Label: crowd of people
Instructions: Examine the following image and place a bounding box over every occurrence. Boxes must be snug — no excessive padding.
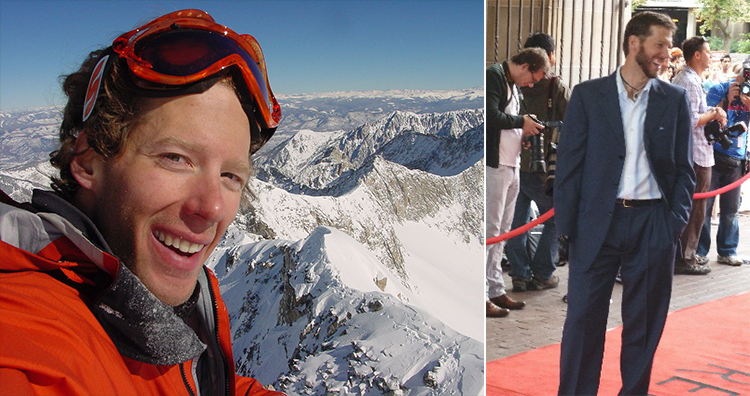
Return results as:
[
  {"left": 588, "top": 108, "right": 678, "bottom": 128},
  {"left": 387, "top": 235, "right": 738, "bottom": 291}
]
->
[{"left": 486, "top": 11, "right": 749, "bottom": 396}]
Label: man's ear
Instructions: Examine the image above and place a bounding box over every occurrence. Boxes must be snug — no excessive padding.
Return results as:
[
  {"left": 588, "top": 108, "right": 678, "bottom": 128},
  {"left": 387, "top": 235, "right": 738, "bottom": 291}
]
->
[
  {"left": 69, "top": 132, "right": 102, "bottom": 192},
  {"left": 628, "top": 35, "right": 640, "bottom": 54}
]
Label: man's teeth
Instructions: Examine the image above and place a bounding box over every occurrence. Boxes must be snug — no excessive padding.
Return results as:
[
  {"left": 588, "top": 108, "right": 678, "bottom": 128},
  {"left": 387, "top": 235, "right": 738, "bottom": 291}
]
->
[{"left": 154, "top": 231, "right": 204, "bottom": 254}]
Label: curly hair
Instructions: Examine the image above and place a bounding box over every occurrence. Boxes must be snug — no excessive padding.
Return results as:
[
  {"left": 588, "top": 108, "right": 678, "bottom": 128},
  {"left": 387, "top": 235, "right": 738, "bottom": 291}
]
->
[
  {"left": 50, "top": 49, "right": 256, "bottom": 206},
  {"left": 51, "top": 49, "right": 148, "bottom": 200}
]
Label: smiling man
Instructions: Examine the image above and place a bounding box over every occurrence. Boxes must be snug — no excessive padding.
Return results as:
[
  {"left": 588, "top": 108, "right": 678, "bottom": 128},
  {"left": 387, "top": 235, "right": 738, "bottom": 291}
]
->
[
  {"left": 554, "top": 12, "right": 696, "bottom": 395},
  {"left": 0, "top": 9, "right": 283, "bottom": 396}
]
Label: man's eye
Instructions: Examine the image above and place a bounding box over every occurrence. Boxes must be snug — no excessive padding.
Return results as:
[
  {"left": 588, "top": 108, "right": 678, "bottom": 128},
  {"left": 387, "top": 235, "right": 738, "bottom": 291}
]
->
[
  {"left": 163, "top": 153, "right": 185, "bottom": 163},
  {"left": 222, "top": 172, "right": 244, "bottom": 183}
]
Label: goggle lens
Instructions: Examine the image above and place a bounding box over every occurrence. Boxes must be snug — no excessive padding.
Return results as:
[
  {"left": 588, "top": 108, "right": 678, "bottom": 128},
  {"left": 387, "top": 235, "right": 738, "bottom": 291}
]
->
[{"left": 130, "top": 29, "right": 273, "bottom": 111}]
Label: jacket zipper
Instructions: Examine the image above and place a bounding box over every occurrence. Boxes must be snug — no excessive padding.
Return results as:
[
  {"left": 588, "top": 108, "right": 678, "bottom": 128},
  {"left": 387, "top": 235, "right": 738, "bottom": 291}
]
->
[
  {"left": 180, "top": 361, "right": 197, "bottom": 396},
  {"left": 205, "top": 267, "right": 231, "bottom": 396}
]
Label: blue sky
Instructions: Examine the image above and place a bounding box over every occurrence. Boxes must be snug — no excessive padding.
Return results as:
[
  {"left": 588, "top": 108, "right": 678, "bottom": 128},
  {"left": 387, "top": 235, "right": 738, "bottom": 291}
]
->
[{"left": 0, "top": 0, "right": 484, "bottom": 111}]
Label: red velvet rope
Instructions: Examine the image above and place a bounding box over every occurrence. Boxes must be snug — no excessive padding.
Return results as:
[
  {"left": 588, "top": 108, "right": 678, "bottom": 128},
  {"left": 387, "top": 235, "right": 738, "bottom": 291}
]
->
[{"left": 485, "top": 171, "right": 750, "bottom": 245}]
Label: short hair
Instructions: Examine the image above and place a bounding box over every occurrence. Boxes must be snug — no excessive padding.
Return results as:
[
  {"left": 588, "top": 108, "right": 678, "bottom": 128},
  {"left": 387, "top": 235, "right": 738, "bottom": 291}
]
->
[
  {"left": 524, "top": 32, "right": 555, "bottom": 56},
  {"left": 510, "top": 47, "right": 550, "bottom": 74},
  {"left": 623, "top": 11, "right": 677, "bottom": 56},
  {"left": 721, "top": 54, "right": 732, "bottom": 62},
  {"left": 681, "top": 36, "right": 709, "bottom": 62}
]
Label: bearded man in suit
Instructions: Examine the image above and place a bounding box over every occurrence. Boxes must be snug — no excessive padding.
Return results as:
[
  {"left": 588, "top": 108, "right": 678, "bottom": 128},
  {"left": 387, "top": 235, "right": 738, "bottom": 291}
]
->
[{"left": 554, "top": 11, "right": 696, "bottom": 396}]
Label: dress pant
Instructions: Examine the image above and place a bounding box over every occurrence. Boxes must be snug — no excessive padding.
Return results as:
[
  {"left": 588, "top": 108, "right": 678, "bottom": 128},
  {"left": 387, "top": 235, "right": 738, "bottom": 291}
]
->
[
  {"left": 558, "top": 202, "right": 675, "bottom": 396},
  {"left": 676, "top": 164, "right": 711, "bottom": 266},
  {"left": 486, "top": 165, "right": 519, "bottom": 299}
]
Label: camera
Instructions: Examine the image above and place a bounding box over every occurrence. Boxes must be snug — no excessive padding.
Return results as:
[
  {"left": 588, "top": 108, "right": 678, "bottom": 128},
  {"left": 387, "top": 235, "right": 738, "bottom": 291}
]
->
[
  {"left": 741, "top": 63, "right": 750, "bottom": 96},
  {"left": 704, "top": 120, "right": 747, "bottom": 150},
  {"left": 526, "top": 117, "right": 563, "bottom": 174}
]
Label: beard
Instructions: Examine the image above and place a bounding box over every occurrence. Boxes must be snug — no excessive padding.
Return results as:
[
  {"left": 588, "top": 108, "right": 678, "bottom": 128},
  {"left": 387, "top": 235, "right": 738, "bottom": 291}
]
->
[{"left": 635, "top": 45, "right": 659, "bottom": 79}]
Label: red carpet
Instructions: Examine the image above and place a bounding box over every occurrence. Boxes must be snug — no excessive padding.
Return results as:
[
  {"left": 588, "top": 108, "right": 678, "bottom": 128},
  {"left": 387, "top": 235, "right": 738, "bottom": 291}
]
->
[{"left": 486, "top": 292, "right": 750, "bottom": 395}]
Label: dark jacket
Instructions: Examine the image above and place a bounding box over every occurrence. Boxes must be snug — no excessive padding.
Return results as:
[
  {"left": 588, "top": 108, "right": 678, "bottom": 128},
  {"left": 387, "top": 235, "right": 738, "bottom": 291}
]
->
[
  {"left": 518, "top": 75, "right": 571, "bottom": 173},
  {"left": 487, "top": 62, "right": 525, "bottom": 168},
  {"left": 0, "top": 189, "right": 283, "bottom": 396},
  {"left": 553, "top": 73, "right": 696, "bottom": 271}
]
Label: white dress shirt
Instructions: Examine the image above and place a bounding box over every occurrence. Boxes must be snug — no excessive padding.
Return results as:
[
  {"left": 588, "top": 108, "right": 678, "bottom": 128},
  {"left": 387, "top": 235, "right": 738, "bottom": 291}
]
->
[{"left": 616, "top": 67, "right": 662, "bottom": 200}]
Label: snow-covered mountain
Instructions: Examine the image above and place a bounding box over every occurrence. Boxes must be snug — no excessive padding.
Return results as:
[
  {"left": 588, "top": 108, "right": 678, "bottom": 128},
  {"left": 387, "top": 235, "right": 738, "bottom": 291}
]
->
[
  {"left": 0, "top": 107, "right": 62, "bottom": 170},
  {"left": 1, "top": 88, "right": 485, "bottom": 395}
]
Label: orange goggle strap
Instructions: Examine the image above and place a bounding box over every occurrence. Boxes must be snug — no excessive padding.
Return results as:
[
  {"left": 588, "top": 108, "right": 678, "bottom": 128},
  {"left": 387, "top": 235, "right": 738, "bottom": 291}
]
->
[{"left": 82, "top": 47, "right": 115, "bottom": 123}]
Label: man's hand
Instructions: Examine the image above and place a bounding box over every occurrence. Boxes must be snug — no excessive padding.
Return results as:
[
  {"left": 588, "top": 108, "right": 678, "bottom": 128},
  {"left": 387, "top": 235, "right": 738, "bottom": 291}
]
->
[
  {"left": 738, "top": 93, "right": 750, "bottom": 110},
  {"left": 712, "top": 106, "right": 728, "bottom": 127},
  {"left": 522, "top": 114, "right": 545, "bottom": 138},
  {"left": 727, "top": 82, "right": 750, "bottom": 111}
]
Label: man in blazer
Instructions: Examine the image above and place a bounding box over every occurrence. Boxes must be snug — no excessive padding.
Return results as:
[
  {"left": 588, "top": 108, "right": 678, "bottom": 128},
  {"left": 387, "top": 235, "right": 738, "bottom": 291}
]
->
[{"left": 553, "top": 11, "right": 696, "bottom": 395}]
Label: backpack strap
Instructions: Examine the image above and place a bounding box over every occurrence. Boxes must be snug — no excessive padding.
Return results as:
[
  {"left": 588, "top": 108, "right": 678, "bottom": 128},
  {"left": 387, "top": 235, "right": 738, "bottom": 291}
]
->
[{"left": 546, "top": 75, "right": 559, "bottom": 120}]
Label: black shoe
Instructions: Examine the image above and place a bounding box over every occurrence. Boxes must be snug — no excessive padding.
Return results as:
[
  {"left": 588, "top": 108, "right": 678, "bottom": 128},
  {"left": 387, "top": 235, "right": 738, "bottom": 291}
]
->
[
  {"left": 674, "top": 263, "right": 711, "bottom": 275},
  {"left": 529, "top": 275, "right": 559, "bottom": 290},
  {"left": 512, "top": 277, "right": 531, "bottom": 292}
]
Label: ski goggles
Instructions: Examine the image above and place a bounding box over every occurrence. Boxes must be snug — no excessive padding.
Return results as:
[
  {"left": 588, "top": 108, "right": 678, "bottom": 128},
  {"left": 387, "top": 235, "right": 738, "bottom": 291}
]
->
[{"left": 83, "top": 9, "right": 281, "bottom": 148}]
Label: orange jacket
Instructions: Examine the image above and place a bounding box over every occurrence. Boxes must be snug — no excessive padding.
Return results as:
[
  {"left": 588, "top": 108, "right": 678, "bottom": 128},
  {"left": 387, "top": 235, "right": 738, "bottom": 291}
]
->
[{"left": 0, "top": 190, "right": 283, "bottom": 396}]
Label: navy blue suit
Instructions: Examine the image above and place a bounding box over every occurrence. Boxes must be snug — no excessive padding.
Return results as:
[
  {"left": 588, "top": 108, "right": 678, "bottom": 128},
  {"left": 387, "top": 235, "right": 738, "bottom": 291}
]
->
[{"left": 553, "top": 72, "right": 696, "bottom": 395}]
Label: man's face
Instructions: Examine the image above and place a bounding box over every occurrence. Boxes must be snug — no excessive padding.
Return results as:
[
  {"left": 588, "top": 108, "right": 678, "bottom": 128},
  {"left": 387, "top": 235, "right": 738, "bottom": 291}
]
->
[
  {"left": 634, "top": 26, "right": 672, "bottom": 78},
  {"left": 514, "top": 64, "right": 545, "bottom": 88},
  {"left": 89, "top": 82, "right": 251, "bottom": 306},
  {"left": 721, "top": 57, "right": 731, "bottom": 72},
  {"left": 696, "top": 42, "right": 713, "bottom": 73}
]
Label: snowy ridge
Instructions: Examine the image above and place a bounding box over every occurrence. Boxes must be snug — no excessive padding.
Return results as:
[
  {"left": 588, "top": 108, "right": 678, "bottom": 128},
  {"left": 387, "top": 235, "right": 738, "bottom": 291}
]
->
[
  {"left": 208, "top": 226, "right": 483, "bottom": 395},
  {"left": 0, "top": 88, "right": 486, "bottom": 396},
  {"left": 269, "top": 87, "right": 483, "bottom": 141},
  {"left": 255, "top": 109, "right": 483, "bottom": 195},
  {"left": 0, "top": 161, "right": 57, "bottom": 202},
  {"left": 0, "top": 107, "right": 62, "bottom": 169}
]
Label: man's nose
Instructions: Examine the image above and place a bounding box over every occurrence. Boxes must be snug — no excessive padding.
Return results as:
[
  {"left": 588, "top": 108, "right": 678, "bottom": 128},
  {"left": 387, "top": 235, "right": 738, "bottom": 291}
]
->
[{"left": 183, "top": 175, "right": 225, "bottom": 225}]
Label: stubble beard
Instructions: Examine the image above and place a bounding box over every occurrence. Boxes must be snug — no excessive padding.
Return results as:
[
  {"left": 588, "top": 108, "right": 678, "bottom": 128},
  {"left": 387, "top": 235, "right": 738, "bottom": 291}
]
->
[{"left": 635, "top": 46, "right": 659, "bottom": 79}]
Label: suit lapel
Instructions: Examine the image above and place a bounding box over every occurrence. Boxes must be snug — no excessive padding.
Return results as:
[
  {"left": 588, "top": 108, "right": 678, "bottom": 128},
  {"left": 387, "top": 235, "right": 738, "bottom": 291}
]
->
[
  {"left": 644, "top": 80, "right": 669, "bottom": 153},
  {"left": 598, "top": 73, "right": 625, "bottom": 148}
]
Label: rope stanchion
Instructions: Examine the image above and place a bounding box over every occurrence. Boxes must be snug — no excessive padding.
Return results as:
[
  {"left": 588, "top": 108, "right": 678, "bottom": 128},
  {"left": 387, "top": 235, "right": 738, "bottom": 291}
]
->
[
  {"left": 485, "top": 170, "right": 750, "bottom": 245},
  {"left": 486, "top": 208, "right": 554, "bottom": 246},
  {"left": 693, "top": 169, "right": 750, "bottom": 199}
]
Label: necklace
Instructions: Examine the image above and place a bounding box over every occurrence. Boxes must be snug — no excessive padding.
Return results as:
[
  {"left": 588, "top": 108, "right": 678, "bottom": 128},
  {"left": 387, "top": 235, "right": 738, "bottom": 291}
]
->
[{"left": 620, "top": 69, "right": 647, "bottom": 95}]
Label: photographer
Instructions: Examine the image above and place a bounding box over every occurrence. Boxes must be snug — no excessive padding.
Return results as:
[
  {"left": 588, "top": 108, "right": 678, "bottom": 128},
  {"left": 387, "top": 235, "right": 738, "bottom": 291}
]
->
[
  {"left": 671, "top": 36, "right": 728, "bottom": 275},
  {"left": 506, "top": 33, "right": 570, "bottom": 293},
  {"left": 697, "top": 59, "right": 750, "bottom": 266},
  {"left": 485, "top": 47, "right": 550, "bottom": 317}
]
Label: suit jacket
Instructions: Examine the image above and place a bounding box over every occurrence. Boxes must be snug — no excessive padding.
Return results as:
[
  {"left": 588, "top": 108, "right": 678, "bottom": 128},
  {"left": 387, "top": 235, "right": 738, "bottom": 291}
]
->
[{"left": 553, "top": 72, "right": 696, "bottom": 269}]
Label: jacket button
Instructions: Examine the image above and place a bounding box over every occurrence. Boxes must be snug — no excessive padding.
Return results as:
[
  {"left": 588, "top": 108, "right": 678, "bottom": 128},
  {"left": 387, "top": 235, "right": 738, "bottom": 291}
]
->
[{"left": 607, "top": 211, "right": 612, "bottom": 216}]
